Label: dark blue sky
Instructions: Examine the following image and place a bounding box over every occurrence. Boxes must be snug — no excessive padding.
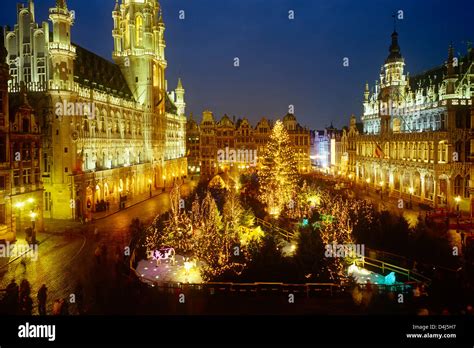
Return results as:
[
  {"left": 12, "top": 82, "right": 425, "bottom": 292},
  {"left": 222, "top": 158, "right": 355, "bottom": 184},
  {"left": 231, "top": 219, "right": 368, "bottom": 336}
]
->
[{"left": 2, "top": 0, "right": 474, "bottom": 129}]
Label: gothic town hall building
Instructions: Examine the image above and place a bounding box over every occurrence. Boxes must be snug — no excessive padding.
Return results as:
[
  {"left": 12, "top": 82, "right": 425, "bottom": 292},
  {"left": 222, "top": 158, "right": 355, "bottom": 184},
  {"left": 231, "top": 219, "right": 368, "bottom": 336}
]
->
[
  {"left": 352, "top": 31, "right": 474, "bottom": 213},
  {"left": 3, "top": 0, "right": 187, "bottom": 224}
]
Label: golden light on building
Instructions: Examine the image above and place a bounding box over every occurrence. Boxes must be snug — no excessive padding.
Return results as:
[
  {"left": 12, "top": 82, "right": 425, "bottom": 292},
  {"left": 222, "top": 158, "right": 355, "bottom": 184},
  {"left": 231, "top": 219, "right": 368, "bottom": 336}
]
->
[
  {"left": 2, "top": 0, "right": 188, "bottom": 221},
  {"left": 350, "top": 30, "right": 474, "bottom": 214}
]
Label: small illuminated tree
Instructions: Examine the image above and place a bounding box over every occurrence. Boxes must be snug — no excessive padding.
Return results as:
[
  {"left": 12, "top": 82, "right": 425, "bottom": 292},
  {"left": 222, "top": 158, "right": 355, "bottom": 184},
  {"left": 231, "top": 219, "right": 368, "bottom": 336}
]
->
[
  {"left": 258, "top": 120, "right": 298, "bottom": 216},
  {"left": 162, "top": 184, "right": 193, "bottom": 253},
  {"left": 194, "top": 192, "right": 226, "bottom": 279},
  {"left": 223, "top": 191, "right": 244, "bottom": 235},
  {"left": 144, "top": 189, "right": 264, "bottom": 281},
  {"left": 316, "top": 192, "right": 355, "bottom": 281}
]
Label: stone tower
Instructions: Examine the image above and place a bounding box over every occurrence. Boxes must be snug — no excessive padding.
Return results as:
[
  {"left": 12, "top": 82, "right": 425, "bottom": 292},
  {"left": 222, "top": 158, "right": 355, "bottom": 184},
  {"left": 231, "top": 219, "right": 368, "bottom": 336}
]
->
[
  {"left": 379, "top": 31, "right": 407, "bottom": 135},
  {"left": 49, "top": 0, "right": 76, "bottom": 91},
  {"left": 175, "top": 78, "right": 186, "bottom": 116},
  {"left": 112, "top": 0, "right": 168, "bottom": 162}
]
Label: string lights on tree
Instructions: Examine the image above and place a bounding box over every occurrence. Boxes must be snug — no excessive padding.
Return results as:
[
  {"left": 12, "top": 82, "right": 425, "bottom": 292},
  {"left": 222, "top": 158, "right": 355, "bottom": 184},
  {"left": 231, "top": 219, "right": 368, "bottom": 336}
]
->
[{"left": 258, "top": 120, "right": 298, "bottom": 217}]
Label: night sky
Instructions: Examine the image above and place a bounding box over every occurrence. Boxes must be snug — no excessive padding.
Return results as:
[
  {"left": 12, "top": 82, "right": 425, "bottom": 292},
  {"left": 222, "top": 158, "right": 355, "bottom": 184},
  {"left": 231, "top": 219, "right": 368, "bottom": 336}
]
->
[{"left": 1, "top": 0, "right": 474, "bottom": 129}]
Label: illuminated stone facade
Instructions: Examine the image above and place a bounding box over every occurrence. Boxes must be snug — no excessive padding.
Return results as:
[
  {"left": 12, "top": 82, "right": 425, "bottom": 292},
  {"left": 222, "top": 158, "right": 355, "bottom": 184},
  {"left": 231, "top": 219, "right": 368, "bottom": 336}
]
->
[
  {"left": 352, "top": 31, "right": 474, "bottom": 213},
  {"left": 313, "top": 124, "right": 343, "bottom": 173},
  {"left": 187, "top": 112, "right": 311, "bottom": 178},
  {"left": 4, "top": 0, "right": 187, "bottom": 220},
  {"left": 0, "top": 30, "right": 43, "bottom": 242}
]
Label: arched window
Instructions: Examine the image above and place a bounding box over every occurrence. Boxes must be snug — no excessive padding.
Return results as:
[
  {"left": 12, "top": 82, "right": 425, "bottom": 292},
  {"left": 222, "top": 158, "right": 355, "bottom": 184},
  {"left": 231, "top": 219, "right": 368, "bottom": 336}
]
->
[
  {"left": 136, "top": 15, "right": 143, "bottom": 47},
  {"left": 438, "top": 141, "right": 447, "bottom": 162}
]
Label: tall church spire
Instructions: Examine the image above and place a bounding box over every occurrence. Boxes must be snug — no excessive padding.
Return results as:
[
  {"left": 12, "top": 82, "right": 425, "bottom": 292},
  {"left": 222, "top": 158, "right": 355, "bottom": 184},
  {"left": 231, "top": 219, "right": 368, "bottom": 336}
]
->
[
  {"left": 364, "top": 81, "right": 369, "bottom": 101},
  {"left": 175, "top": 78, "right": 185, "bottom": 116},
  {"left": 56, "top": 0, "right": 67, "bottom": 10},
  {"left": 386, "top": 31, "right": 403, "bottom": 63}
]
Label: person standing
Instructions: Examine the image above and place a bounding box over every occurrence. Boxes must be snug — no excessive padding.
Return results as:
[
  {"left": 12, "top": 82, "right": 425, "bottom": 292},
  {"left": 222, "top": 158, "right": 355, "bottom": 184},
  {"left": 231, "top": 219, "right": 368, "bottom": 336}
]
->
[
  {"left": 5, "top": 279, "right": 19, "bottom": 314},
  {"left": 19, "top": 293, "right": 33, "bottom": 315},
  {"left": 37, "top": 284, "right": 47, "bottom": 315}
]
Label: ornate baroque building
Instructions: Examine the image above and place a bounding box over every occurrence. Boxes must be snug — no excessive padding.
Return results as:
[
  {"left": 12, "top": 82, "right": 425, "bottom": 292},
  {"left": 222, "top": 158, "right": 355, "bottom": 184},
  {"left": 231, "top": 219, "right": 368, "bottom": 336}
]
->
[
  {"left": 0, "top": 29, "right": 43, "bottom": 242},
  {"left": 186, "top": 112, "right": 311, "bottom": 178},
  {"left": 4, "top": 0, "right": 187, "bottom": 220},
  {"left": 353, "top": 31, "right": 474, "bottom": 212}
]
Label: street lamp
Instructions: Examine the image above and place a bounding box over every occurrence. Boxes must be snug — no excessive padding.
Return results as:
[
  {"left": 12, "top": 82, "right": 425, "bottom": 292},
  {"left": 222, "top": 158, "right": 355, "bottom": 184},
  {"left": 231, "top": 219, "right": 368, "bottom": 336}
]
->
[
  {"left": 379, "top": 181, "right": 384, "bottom": 199},
  {"left": 454, "top": 195, "right": 462, "bottom": 237},
  {"left": 162, "top": 175, "right": 166, "bottom": 192},
  {"left": 408, "top": 187, "right": 414, "bottom": 209},
  {"left": 148, "top": 179, "right": 152, "bottom": 198}
]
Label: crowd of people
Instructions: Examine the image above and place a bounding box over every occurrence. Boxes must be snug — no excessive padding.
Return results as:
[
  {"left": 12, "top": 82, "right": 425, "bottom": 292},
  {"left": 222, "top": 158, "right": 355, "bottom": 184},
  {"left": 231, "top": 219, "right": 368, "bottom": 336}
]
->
[{"left": 0, "top": 279, "right": 85, "bottom": 315}]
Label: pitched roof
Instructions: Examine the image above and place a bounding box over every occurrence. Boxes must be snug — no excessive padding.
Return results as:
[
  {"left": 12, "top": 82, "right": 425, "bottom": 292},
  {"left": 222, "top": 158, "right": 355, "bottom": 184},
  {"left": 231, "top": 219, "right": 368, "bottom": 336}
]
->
[
  {"left": 217, "top": 114, "right": 234, "bottom": 127},
  {"left": 408, "top": 65, "right": 444, "bottom": 91},
  {"left": 165, "top": 92, "right": 177, "bottom": 114},
  {"left": 73, "top": 44, "right": 179, "bottom": 114},
  {"left": 74, "top": 44, "right": 134, "bottom": 100}
]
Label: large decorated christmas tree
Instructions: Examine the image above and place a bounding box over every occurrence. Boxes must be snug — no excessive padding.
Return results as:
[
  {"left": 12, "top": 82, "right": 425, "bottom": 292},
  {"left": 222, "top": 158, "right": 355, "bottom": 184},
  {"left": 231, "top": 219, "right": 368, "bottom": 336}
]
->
[{"left": 258, "top": 120, "right": 298, "bottom": 217}]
